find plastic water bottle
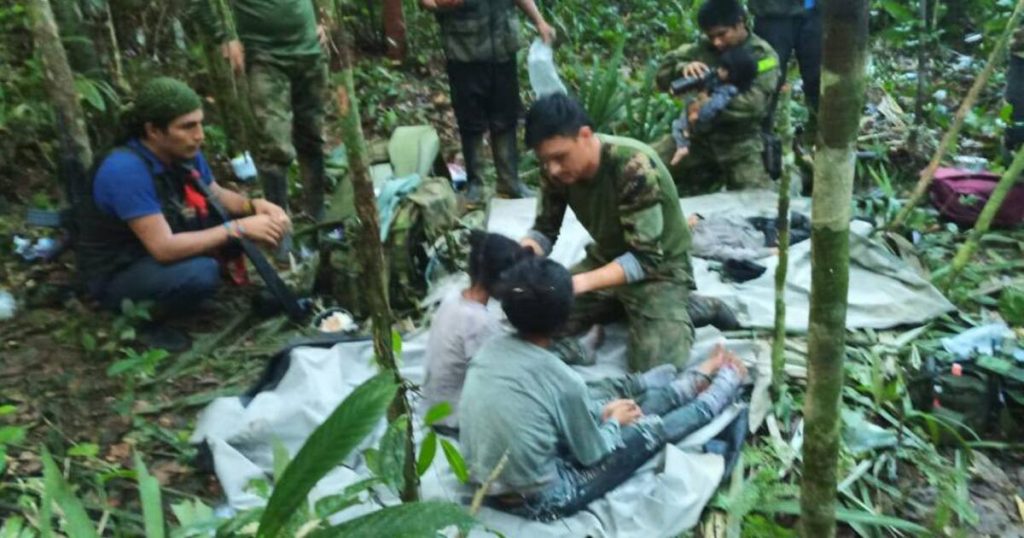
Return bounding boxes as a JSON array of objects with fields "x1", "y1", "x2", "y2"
[{"x1": 527, "y1": 39, "x2": 567, "y2": 98}]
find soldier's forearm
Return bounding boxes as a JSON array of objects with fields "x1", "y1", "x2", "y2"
[
  {"x1": 514, "y1": 0, "x2": 547, "y2": 28},
  {"x1": 572, "y1": 261, "x2": 627, "y2": 295}
]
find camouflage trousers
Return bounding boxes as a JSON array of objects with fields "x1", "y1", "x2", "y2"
[
  {"x1": 248, "y1": 54, "x2": 328, "y2": 214},
  {"x1": 555, "y1": 258, "x2": 695, "y2": 372},
  {"x1": 653, "y1": 132, "x2": 772, "y2": 195}
]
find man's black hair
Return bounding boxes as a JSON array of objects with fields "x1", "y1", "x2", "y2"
[
  {"x1": 719, "y1": 46, "x2": 757, "y2": 93},
  {"x1": 697, "y1": 0, "x2": 745, "y2": 30},
  {"x1": 494, "y1": 257, "x2": 573, "y2": 337},
  {"x1": 467, "y1": 230, "x2": 534, "y2": 295},
  {"x1": 524, "y1": 93, "x2": 593, "y2": 149}
]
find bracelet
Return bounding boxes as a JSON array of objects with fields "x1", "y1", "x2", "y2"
[
  {"x1": 243, "y1": 199, "x2": 255, "y2": 216},
  {"x1": 223, "y1": 221, "x2": 241, "y2": 239}
]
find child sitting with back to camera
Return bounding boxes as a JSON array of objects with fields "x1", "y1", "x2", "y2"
[{"x1": 670, "y1": 46, "x2": 758, "y2": 166}]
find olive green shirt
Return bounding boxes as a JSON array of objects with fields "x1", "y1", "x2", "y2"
[
  {"x1": 433, "y1": 0, "x2": 521, "y2": 63},
  {"x1": 189, "y1": 0, "x2": 322, "y2": 60},
  {"x1": 529, "y1": 134, "x2": 693, "y2": 285},
  {"x1": 656, "y1": 33, "x2": 780, "y2": 139}
]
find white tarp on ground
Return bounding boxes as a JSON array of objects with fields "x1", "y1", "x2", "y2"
[
  {"x1": 488, "y1": 190, "x2": 955, "y2": 332},
  {"x1": 192, "y1": 324, "x2": 766, "y2": 538}
]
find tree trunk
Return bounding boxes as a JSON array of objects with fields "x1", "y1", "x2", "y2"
[
  {"x1": 30, "y1": 0, "x2": 93, "y2": 169},
  {"x1": 334, "y1": 39, "x2": 419, "y2": 502},
  {"x1": 50, "y1": 0, "x2": 103, "y2": 78},
  {"x1": 891, "y1": 0, "x2": 1024, "y2": 230},
  {"x1": 771, "y1": 84, "x2": 793, "y2": 398},
  {"x1": 382, "y1": 0, "x2": 407, "y2": 61},
  {"x1": 913, "y1": 0, "x2": 929, "y2": 124},
  {"x1": 941, "y1": 147, "x2": 1024, "y2": 289},
  {"x1": 799, "y1": 1, "x2": 869, "y2": 536}
]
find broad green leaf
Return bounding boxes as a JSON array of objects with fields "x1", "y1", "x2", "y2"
[
  {"x1": 391, "y1": 330, "x2": 403, "y2": 358},
  {"x1": 67, "y1": 443, "x2": 100, "y2": 458},
  {"x1": 0, "y1": 405, "x2": 17, "y2": 416},
  {"x1": 376, "y1": 417, "x2": 408, "y2": 494},
  {"x1": 416, "y1": 431, "x2": 437, "y2": 476},
  {"x1": 0, "y1": 426, "x2": 25, "y2": 446},
  {"x1": 135, "y1": 453, "x2": 166, "y2": 538},
  {"x1": 271, "y1": 437, "x2": 291, "y2": 482},
  {"x1": 0, "y1": 516, "x2": 26, "y2": 538},
  {"x1": 107, "y1": 358, "x2": 140, "y2": 377},
  {"x1": 308, "y1": 501, "x2": 477, "y2": 538},
  {"x1": 999, "y1": 286, "x2": 1024, "y2": 326},
  {"x1": 313, "y1": 478, "x2": 380, "y2": 519},
  {"x1": 423, "y1": 402, "x2": 452, "y2": 426},
  {"x1": 41, "y1": 447, "x2": 99, "y2": 538},
  {"x1": 257, "y1": 374, "x2": 397, "y2": 538},
  {"x1": 170, "y1": 498, "x2": 216, "y2": 529},
  {"x1": 440, "y1": 439, "x2": 469, "y2": 484}
]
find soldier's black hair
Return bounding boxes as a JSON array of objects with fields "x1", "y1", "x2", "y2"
[
  {"x1": 494, "y1": 257, "x2": 573, "y2": 337},
  {"x1": 524, "y1": 93, "x2": 593, "y2": 149},
  {"x1": 719, "y1": 46, "x2": 757, "y2": 93},
  {"x1": 697, "y1": 0, "x2": 746, "y2": 30},
  {"x1": 467, "y1": 230, "x2": 534, "y2": 295}
]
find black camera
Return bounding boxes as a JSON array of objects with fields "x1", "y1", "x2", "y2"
[{"x1": 669, "y1": 70, "x2": 718, "y2": 95}]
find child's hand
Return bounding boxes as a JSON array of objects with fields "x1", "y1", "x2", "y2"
[{"x1": 671, "y1": 146, "x2": 690, "y2": 165}]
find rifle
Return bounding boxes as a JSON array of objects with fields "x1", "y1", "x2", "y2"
[{"x1": 187, "y1": 170, "x2": 310, "y2": 321}]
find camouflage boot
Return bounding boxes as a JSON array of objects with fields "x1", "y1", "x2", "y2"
[
  {"x1": 299, "y1": 152, "x2": 326, "y2": 222},
  {"x1": 461, "y1": 132, "x2": 486, "y2": 207},
  {"x1": 492, "y1": 128, "x2": 535, "y2": 198},
  {"x1": 260, "y1": 166, "x2": 293, "y2": 262},
  {"x1": 688, "y1": 294, "x2": 740, "y2": 331}
]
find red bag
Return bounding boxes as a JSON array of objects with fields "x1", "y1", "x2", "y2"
[{"x1": 929, "y1": 167, "x2": 1024, "y2": 228}]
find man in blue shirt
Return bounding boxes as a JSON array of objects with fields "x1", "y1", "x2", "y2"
[{"x1": 75, "y1": 77, "x2": 290, "y2": 349}]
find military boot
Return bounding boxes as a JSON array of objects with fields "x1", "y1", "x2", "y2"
[
  {"x1": 492, "y1": 128, "x2": 535, "y2": 198},
  {"x1": 461, "y1": 132, "x2": 487, "y2": 208},
  {"x1": 688, "y1": 294, "x2": 740, "y2": 331},
  {"x1": 299, "y1": 153, "x2": 327, "y2": 222},
  {"x1": 260, "y1": 166, "x2": 293, "y2": 262}
]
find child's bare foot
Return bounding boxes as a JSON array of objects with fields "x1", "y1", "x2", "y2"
[
  {"x1": 696, "y1": 344, "x2": 728, "y2": 377},
  {"x1": 722, "y1": 351, "x2": 749, "y2": 382}
]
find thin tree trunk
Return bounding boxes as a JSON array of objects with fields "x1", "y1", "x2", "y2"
[
  {"x1": 335, "y1": 39, "x2": 419, "y2": 503},
  {"x1": 50, "y1": 0, "x2": 103, "y2": 78},
  {"x1": 105, "y1": 1, "x2": 129, "y2": 92},
  {"x1": 382, "y1": 0, "x2": 407, "y2": 60},
  {"x1": 771, "y1": 84, "x2": 793, "y2": 398},
  {"x1": 800, "y1": 0, "x2": 869, "y2": 536},
  {"x1": 913, "y1": 0, "x2": 929, "y2": 124},
  {"x1": 891, "y1": 0, "x2": 1024, "y2": 230},
  {"x1": 30, "y1": 0, "x2": 93, "y2": 169},
  {"x1": 941, "y1": 147, "x2": 1024, "y2": 289}
]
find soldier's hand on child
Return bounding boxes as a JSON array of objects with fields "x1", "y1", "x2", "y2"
[
  {"x1": 670, "y1": 147, "x2": 690, "y2": 166},
  {"x1": 520, "y1": 237, "x2": 545, "y2": 256},
  {"x1": 236, "y1": 214, "x2": 288, "y2": 247},
  {"x1": 602, "y1": 399, "x2": 643, "y2": 426},
  {"x1": 681, "y1": 61, "x2": 710, "y2": 78}
]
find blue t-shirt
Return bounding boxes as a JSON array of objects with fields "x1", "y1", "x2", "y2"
[{"x1": 92, "y1": 138, "x2": 214, "y2": 221}]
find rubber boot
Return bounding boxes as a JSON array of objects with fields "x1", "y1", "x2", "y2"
[
  {"x1": 688, "y1": 294, "x2": 740, "y2": 331},
  {"x1": 492, "y1": 128, "x2": 535, "y2": 198},
  {"x1": 260, "y1": 166, "x2": 293, "y2": 262},
  {"x1": 299, "y1": 153, "x2": 327, "y2": 222},
  {"x1": 461, "y1": 132, "x2": 486, "y2": 208}
]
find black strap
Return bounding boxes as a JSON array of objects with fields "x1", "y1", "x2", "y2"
[{"x1": 187, "y1": 170, "x2": 309, "y2": 321}]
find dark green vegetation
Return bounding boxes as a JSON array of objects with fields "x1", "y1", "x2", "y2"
[{"x1": 1, "y1": 0, "x2": 1023, "y2": 536}]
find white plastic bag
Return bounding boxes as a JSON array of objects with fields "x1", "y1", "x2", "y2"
[{"x1": 527, "y1": 39, "x2": 567, "y2": 98}]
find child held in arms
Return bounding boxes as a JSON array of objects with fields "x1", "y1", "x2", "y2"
[
  {"x1": 671, "y1": 46, "x2": 758, "y2": 166},
  {"x1": 459, "y1": 257, "x2": 747, "y2": 521}
]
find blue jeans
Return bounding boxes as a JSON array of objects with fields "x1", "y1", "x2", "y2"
[
  {"x1": 491, "y1": 398, "x2": 723, "y2": 522},
  {"x1": 91, "y1": 256, "x2": 220, "y2": 315}
]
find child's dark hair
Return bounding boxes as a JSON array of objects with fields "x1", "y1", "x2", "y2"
[
  {"x1": 524, "y1": 93, "x2": 593, "y2": 149},
  {"x1": 697, "y1": 0, "x2": 745, "y2": 30},
  {"x1": 468, "y1": 231, "x2": 534, "y2": 295},
  {"x1": 719, "y1": 46, "x2": 757, "y2": 93},
  {"x1": 494, "y1": 258, "x2": 573, "y2": 337}
]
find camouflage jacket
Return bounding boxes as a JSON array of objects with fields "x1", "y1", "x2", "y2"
[
  {"x1": 434, "y1": 0, "x2": 520, "y2": 63},
  {"x1": 188, "y1": 0, "x2": 323, "y2": 60},
  {"x1": 530, "y1": 134, "x2": 693, "y2": 284},
  {"x1": 656, "y1": 32, "x2": 780, "y2": 139},
  {"x1": 748, "y1": 0, "x2": 810, "y2": 17}
]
